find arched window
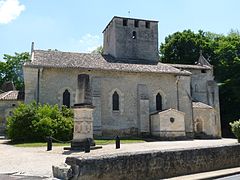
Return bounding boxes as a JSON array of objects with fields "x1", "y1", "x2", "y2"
[
  {"x1": 132, "y1": 31, "x2": 137, "y2": 39},
  {"x1": 63, "y1": 89, "x2": 70, "y2": 108},
  {"x1": 112, "y1": 91, "x2": 119, "y2": 111},
  {"x1": 156, "y1": 93, "x2": 162, "y2": 111}
]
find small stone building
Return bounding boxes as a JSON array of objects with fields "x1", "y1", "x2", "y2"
[
  {"x1": 0, "y1": 91, "x2": 24, "y2": 135},
  {"x1": 151, "y1": 109, "x2": 186, "y2": 138},
  {"x1": 23, "y1": 16, "x2": 221, "y2": 138}
]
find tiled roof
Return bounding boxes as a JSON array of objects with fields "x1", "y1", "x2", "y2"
[
  {"x1": 166, "y1": 52, "x2": 212, "y2": 70},
  {"x1": 0, "y1": 91, "x2": 24, "y2": 101},
  {"x1": 192, "y1": 102, "x2": 213, "y2": 109},
  {"x1": 167, "y1": 64, "x2": 212, "y2": 70},
  {"x1": 24, "y1": 50, "x2": 191, "y2": 76}
]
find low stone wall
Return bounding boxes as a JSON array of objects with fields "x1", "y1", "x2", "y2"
[{"x1": 65, "y1": 144, "x2": 240, "y2": 180}]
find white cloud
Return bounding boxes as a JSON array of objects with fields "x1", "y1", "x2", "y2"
[
  {"x1": 68, "y1": 34, "x2": 102, "y2": 53},
  {"x1": 0, "y1": 0, "x2": 25, "y2": 24}
]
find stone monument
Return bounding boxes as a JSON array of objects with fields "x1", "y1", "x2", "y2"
[
  {"x1": 71, "y1": 103, "x2": 95, "y2": 149},
  {"x1": 69, "y1": 74, "x2": 97, "y2": 149}
]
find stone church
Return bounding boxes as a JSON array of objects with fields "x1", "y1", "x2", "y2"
[{"x1": 23, "y1": 16, "x2": 221, "y2": 138}]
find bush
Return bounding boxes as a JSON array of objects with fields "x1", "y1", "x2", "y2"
[
  {"x1": 7, "y1": 102, "x2": 73, "y2": 142},
  {"x1": 229, "y1": 120, "x2": 240, "y2": 141}
]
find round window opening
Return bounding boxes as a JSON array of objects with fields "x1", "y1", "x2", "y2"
[{"x1": 170, "y1": 117, "x2": 175, "y2": 123}]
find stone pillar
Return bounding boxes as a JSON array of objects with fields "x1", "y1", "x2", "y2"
[
  {"x1": 71, "y1": 104, "x2": 95, "y2": 148},
  {"x1": 75, "y1": 74, "x2": 92, "y2": 104}
]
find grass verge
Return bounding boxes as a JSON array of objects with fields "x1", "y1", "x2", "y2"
[{"x1": 12, "y1": 139, "x2": 145, "y2": 147}]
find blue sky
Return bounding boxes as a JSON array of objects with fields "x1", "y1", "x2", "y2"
[{"x1": 0, "y1": 0, "x2": 240, "y2": 59}]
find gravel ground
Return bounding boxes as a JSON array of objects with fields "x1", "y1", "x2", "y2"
[{"x1": 0, "y1": 138, "x2": 238, "y2": 178}]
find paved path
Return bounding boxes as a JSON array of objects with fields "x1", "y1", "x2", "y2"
[{"x1": 0, "y1": 138, "x2": 238, "y2": 178}]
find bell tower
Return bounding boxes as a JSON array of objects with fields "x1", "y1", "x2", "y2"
[{"x1": 103, "y1": 16, "x2": 159, "y2": 64}]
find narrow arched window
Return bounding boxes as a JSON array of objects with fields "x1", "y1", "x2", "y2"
[
  {"x1": 156, "y1": 93, "x2": 162, "y2": 111},
  {"x1": 63, "y1": 89, "x2": 70, "y2": 108},
  {"x1": 112, "y1": 91, "x2": 119, "y2": 111}
]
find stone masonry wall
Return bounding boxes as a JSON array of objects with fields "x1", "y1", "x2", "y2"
[
  {"x1": 0, "y1": 100, "x2": 22, "y2": 135},
  {"x1": 65, "y1": 144, "x2": 240, "y2": 180},
  {"x1": 24, "y1": 67, "x2": 193, "y2": 136}
]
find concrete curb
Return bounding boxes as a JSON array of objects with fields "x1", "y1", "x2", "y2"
[{"x1": 167, "y1": 167, "x2": 240, "y2": 180}]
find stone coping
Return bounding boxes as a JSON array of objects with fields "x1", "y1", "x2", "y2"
[{"x1": 66, "y1": 142, "x2": 239, "y2": 161}]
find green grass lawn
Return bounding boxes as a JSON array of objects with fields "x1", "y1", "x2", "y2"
[{"x1": 12, "y1": 139, "x2": 145, "y2": 147}]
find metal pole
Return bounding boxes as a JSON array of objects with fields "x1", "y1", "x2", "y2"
[
  {"x1": 85, "y1": 138, "x2": 91, "y2": 153},
  {"x1": 115, "y1": 136, "x2": 120, "y2": 149},
  {"x1": 47, "y1": 136, "x2": 52, "y2": 151},
  {"x1": 37, "y1": 68, "x2": 40, "y2": 105}
]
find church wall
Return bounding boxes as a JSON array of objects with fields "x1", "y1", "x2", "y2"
[
  {"x1": 23, "y1": 67, "x2": 38, "y2": 103},
  {"x1": 27, "y1": 67, "x2": 193, "y2": 136},
  {"x1": 190, "y1": 69, "x2": 213, "y2": 104},
  {"x1": 97, "y1": 71, "x2": 179, "y2": 135},
  {"x1": 193, "y1": 107, "x2": 220, "y2": 138},
  {"x1": 38, "y1": 68, "x2": 77, "y2": 106},
  {"x1": 178, "y1": 75, "x2": 193, "y2": 135},
  {"x1": 0, "y1": 100, "x2": 22, "y2": 135}
]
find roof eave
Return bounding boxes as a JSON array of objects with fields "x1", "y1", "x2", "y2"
[{"x1": 23, "y1": 64, "x2": 191, "y2": 76}]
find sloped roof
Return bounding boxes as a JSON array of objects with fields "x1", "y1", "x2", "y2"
[
  {"x1": 0, "y1": 91, "x2": 24, "y2": 101},
  {"x1": 150, "y1": 108, "x2": 185, "y2": 115},
  {"x1": 167, "y1": 64, "x2": 211, "y2": 70},
  {"x1": 192, "y1": 102, "x2": 213, "y2": 109},
  {"x1": 166, "y1": 52, "x2": 212, "y2": 70},
  {"x1": 197, "y1": 51, "x2": 212, "y2": 66},
  {"x1": 24, "y1": 50, "x2": 191, "y2": 76}
]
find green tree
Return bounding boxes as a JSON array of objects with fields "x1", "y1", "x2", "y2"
[
  {"x1": 160, "y1": 30, "x2": 215, "y2": 64},
  {"x1": 160, "y1": 29, "x2": 240, "y2": 137},
  {"x1": 91, "y1": 46, "x2": 103, "y2": 54},
  {"x1": 0, "y1": 52, "x2": 30, "y2": 90}
]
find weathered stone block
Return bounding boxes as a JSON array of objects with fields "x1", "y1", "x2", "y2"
[{"x1": 52, "y1": 163, "x2": 73, "y2": 180}]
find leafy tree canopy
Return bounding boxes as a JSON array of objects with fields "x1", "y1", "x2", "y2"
[
  {"x1": 91, "y1": 46, "x2": 103, "y2": 54},
  {"x1": 0, "y1": 52, "x2": 30, "y2": 90}
]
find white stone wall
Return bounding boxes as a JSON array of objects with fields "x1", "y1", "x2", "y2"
[
  {"x1": 190, "y1": 69, "x2": 214, "y2": 104},
  {"x1": 178, "y1": 75, "x2": 193, "y2": 134},
  {"x1": 193, "y1": 107, "x2": 221, "y2": 138},
  {"x1": 23, "y1": 67, "x2": 39, "y2": 103},
  {"x1": 150, "y1": 109, "x2": 186, "y2": 137},
  {"x1": 0, "y1": 100, "x2": 22, "y2": 134},
  {"x1": 103, "y1": 17, "x2": 159, "y2": 63},
  {"x1": 24, "y1": 67, "x2": 194, "y2": 136}
]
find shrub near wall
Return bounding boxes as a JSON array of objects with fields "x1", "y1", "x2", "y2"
[
  {"x1": 7, "y1": 102, "x2": 73, "y2": 142},
  {"x1": 230, "y1": 120, "x2": 240, "y2": 142}
]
